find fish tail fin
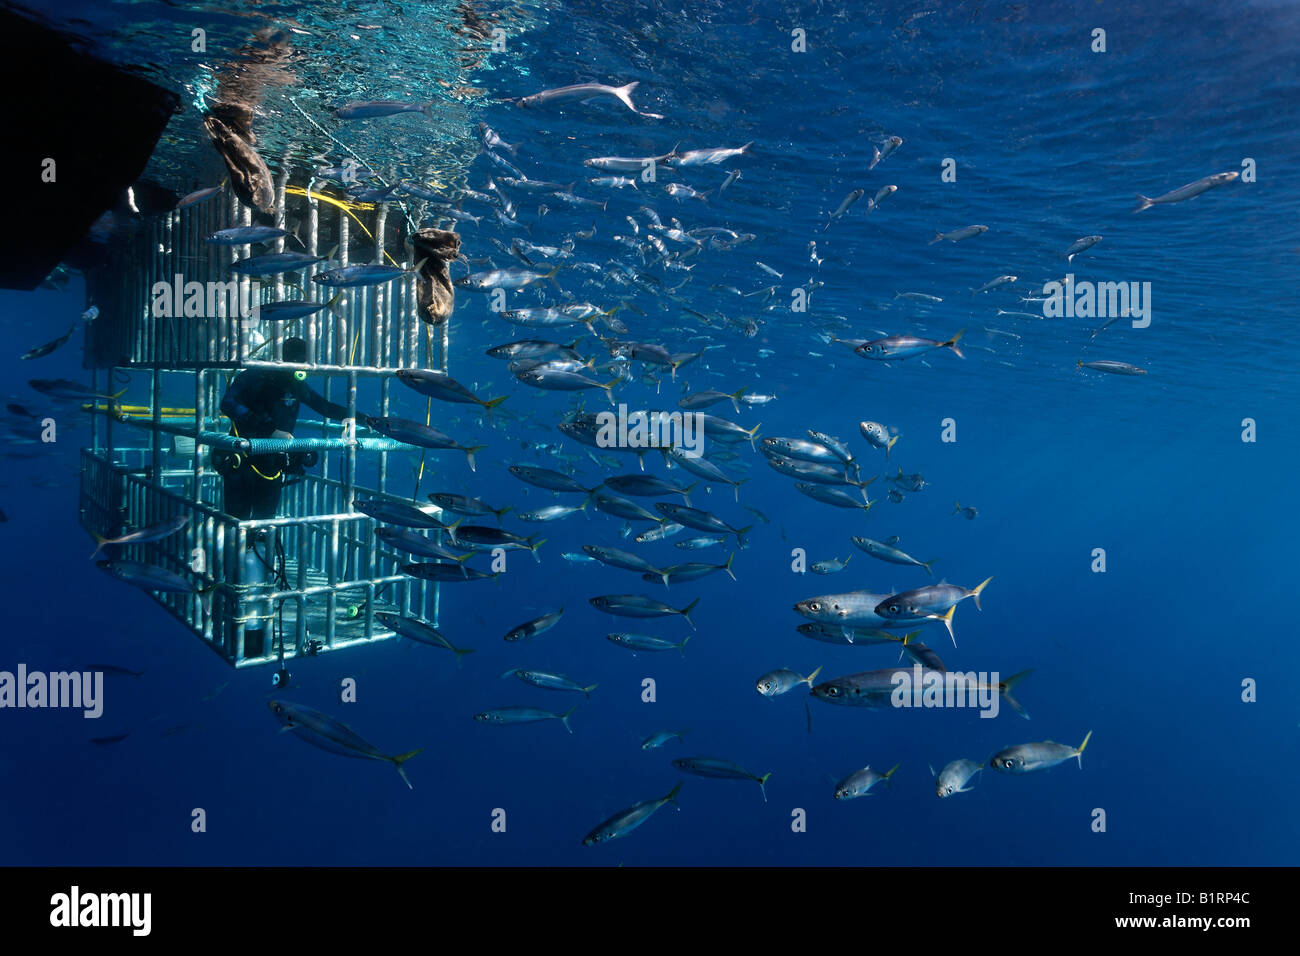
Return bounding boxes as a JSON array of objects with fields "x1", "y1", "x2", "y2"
[
  {"x1": 883, "y1": 762, "x2": 901, "y2": 781},
  {"x1": 681, "y1": 480, "x2": 700, "y2": 506},
  {"x1": 746, "y1": 422, "x2": 763, "y2": 448},
  {"x1": 923, "y1": 559, "x2": 937, "y2": 577},
  {"x1": 659, "y1": 570, "x2": 671, "y2": 589},
  {"x1": 89, "y1": 533, "x2": 109, "y2": 560},
  {"x1": 545, "y1": 265, "x2": 563, "y2": 291},
  {"x1": 392, "y1": 747, "x2": 422, "y2": 789},
  {"x1": 1000, "y1": 668, "x2": 1034, "y2": 720},
  {"x1": 803, "y1": 665, "x2": 824, "y2": 687},
  {"x1": 484, "y1": 394, "x2": 509, "y2": 412},
  {"x1": 680, "y1": 597, "x2": 700, "y2": 630},
  {"x1": 444, "y1": 516, "x2": 464, "y2": 545},
  {"x1": 928, "y1": 232, "x2": 943, "y2": 245},
  {"x1": 452, "y1": 646, "x2": 476, "y2": 666},
  {"x1": 561, "y1": 705, "x2": 577, "y2": 734},
  {"x1": 614, "y1": 81, "x2": 640, "y2": 111},
  {"x1": 1132, "y1": 194, "x2": 1153, "y2": 213},
  {"x1": 971, "y1": 574, "x2": 994, "y2": 610},
  {"x1": 194, "y1": 582, "x2": 218, "y2": 619},
  {"x1": 464, "y1": 445, "x2": 487, "y2": 473},
  {"x1": 723, "y1": 551, "x2": 736, "y2": 581},
  {"x1": 529, "y1": 538, "x2": 547, "y2": 563},
  {"x1": 676, "y1": 634, "x2": 692, "y2": 656},
  {"x1": 664, "y1": 781, "x2": 684, "y2": 806},
  {"x1": 939, "y1": 605, "x2": 957, "y2": 646},
  {"x1": 1076, "y1": 729, "x2": 1094, "y2": 767},
  {"x1": 583, "y1": 683, "x2": 598, "y2": 699},
  {"x1": 954, "y1": 501, "x2": 961, "y2": 514},
  {"x1": 757, "y1": 772, "x2": 771, "y2": 803},
  {"x1": 493, "y1": 504, "x2": 514, "y2": 524},
  {"x1": 733, "y1": 478, "x2": 749, "y2": 503},
  {"x1": 602, "y1": 379, "x2": 619, "y2": 405},
  {"x1": 730, "y1": 387, "x2": 748, "y2": 413},
  {"x1": 944, "y1": 328, "x2": 966, "y2": 358},
  {"x1": 736, "y1": 525, "x2": 754, "y2": 549}
]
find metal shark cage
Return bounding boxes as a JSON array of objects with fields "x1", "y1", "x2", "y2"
[{"x1": 79, "y1": 175, "x2": 452, "y2": 669}]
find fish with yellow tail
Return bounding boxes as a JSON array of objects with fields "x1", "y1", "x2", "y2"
[{"x1": 990, "y1": 731, "x2": 1093, "y2": 774}]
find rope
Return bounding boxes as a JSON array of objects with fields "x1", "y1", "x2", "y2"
[{"x1": 286, "y1": 95, "x2": 417, "y2": 237}]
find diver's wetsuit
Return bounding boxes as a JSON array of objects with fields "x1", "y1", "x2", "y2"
[{"x1": 217, "y1": 368, "x2": 348, "y2": 519}]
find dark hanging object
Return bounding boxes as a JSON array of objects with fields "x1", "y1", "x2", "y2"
[{"x1": 411, "y1": 228, "x2": 461, "y2": 326}]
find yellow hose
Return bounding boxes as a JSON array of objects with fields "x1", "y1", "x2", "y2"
[
  {"x1": 84, "y1": 404, "x2": 196, "y2": 416},
  {"x1": 283, "y1": 186, "x2": 401, "y2": 268}
]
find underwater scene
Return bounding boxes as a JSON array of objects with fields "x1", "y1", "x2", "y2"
[{"x1": 0, "y1": 0, "x2": 1297, "y2": 869}]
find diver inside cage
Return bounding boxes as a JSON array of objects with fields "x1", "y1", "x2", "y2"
[
  {"x1": 214, "y1": 337, "x2": 351, "y2": 658},
  {"x1": 214, "y1": 336, "x2": 350, "y2": 520}
]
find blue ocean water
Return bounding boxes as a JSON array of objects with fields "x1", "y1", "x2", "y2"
[{"x1": 2, "y1": 0, "x2": 1298, "y2": 866}]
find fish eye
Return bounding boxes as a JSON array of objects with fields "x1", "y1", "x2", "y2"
[
  {"x1": 888, "y1": 604, "x2": 899, "y2": 614},
  {"x1": 827, "y1": 687, "x2": 839, "y2": 697},
  {"x1": 809, "y1": 601, "x2": 821, "y2": 611}
]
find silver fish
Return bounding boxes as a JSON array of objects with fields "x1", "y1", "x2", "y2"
[
  {"x1": 928, "y1": 224, "x2": 988, "y2": 244},
  {"x1": 1078, "y1": 359, "x2": 1147, "y2": 376},
  {"x1": 933, "y1": 758, "x2": 983, "y2": 797},
  {"x1": 1133, "y1": 172, "x2": 1237, "y2": 213},
  {"x1": 502, "y1": 668, "x2": 596, "y2": 697},
  {"x1": 269, "y1": 700, "x2": 421, "y2": 788},
  {"x1": 756, "y1": 665, "x2": 823, "y2": 697},
  {"x1": 582, "y1": 783, "x2": 682, "y2": 845},
  {"x1": 518, "y1": 81, "x2": 664, "y2": 119},
  {"x1": 672, "y1": 757, "x2": 770, "y2": 802},
  {"x1": 834, "y1": 762, "x2": 900, "y2": 799},
  {"x1": 825, "y1": 188, "x2": 864, "y2": 230},
  {"x1": 474, "y1": 705, "x2": 577, "y2": 733},
  {"x1": 1063, "y1": 235, "x2": 1103, "y2": 262},
  {"x1": 990, "y1": 731, "x2": 1093, "y2": 773}
]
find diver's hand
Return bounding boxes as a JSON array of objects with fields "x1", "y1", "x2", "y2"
[{"x1": 270, "y1": 430, "x2": 294, "y2": 441}]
